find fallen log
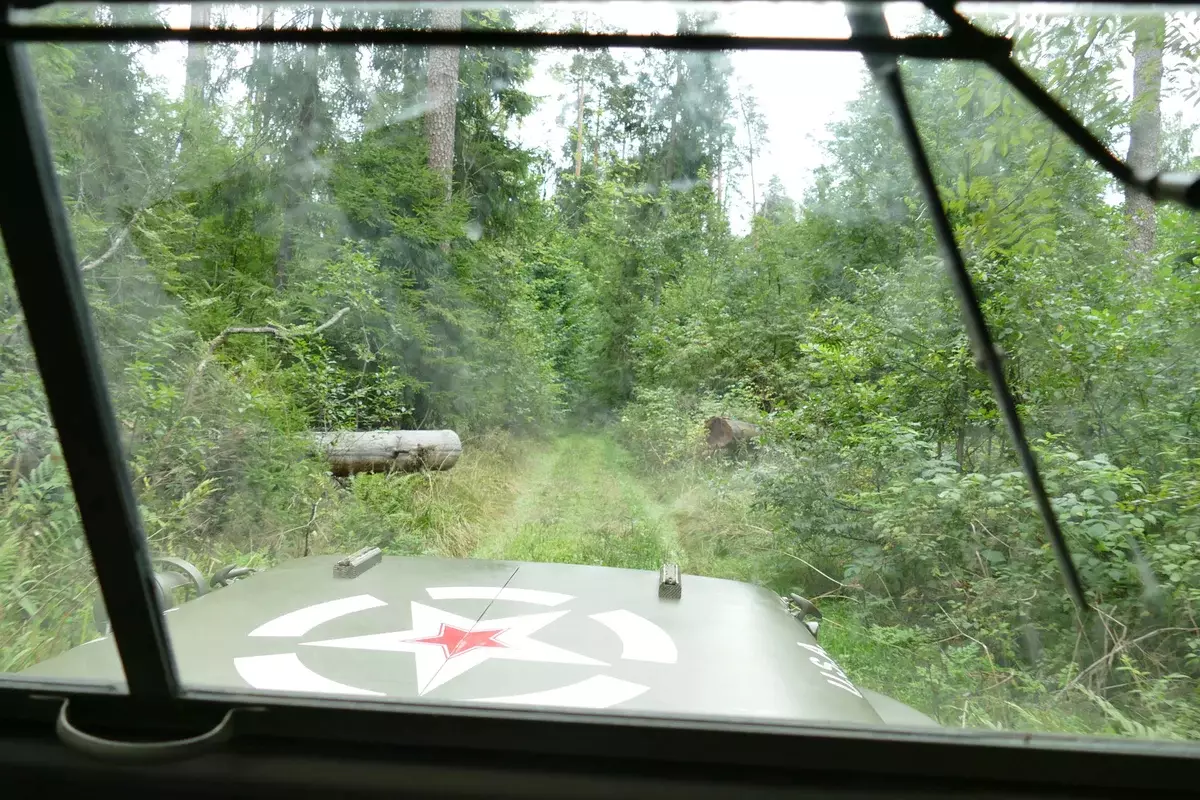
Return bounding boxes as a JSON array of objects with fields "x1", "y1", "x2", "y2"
[
  {"x1": 311, "y1": 430, "x2": 462, "y2": 476},
  {"x1": 705, "y1": 417, "x2": 761, "y2": 449}
]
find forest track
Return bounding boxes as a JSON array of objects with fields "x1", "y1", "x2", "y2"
[{"x1": 471, "y1": 434, "x2": 683, "y2": 571}]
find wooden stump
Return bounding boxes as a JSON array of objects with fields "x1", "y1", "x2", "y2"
[
  {"x1": 311, "y1": 430, "x2": 462, "y2": 476},
  {"x1": 705, "y1": 417, "x2": 761, "y2": 449}
]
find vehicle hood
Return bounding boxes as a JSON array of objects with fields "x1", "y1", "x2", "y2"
[{"x1": 22, "y1": 555, "x2": 929, "y2": 727}]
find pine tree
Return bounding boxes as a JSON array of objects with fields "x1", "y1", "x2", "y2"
[
  {"x1": 184, "y1": 2, "x2": 211, "y2": 106},
  {"x1": 1126, "y1": 16, "x2": 1165, "y2": 255},
  {"x1": 426, "y1": 5, "x2": 461, "y2": 202}
]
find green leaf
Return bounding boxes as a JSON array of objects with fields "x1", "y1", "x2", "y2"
[
  {"x1": 19, "y1": 597, "x2": 39, "y2": 619},
  {"x1": 980, "y1": 139, "x2": 996, "y2": 164}
]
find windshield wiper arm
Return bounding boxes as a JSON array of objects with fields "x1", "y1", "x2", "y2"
[
  {"x1": 922, "y1": 0, "x2": 1199, "y2": 210},
  {"x1": 846, "y1": 3, "x2": 1090, "y2": 616}
]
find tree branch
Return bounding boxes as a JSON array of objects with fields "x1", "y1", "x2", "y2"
[
  {"x1": 193, "y1": 325, "x2": 287, "y2": 380},
  {"x1": 788, "y1": 520, "x2": 879, "y2": 544},
  {"x1": 767, "y1": 547, "x2": 849, "y2": 587},
  {"x1": 741, "y1": 524, "x2": 849, "y2": 587},
  {"x1": 310, "y1": 305, "x2": 351, "y2": 335},
  {"x1": 79, "y1": 213, "x2": 140, "y2": 272},
  {"x1": 186, "y1": 306, "x2": 351, "y2": 399},
  {"x1": 937, "y1": 601, "x2": 994, "y2": 666},
  {"x1": 1060, "y1": 626, "x2": 1199, "y2": 694}
]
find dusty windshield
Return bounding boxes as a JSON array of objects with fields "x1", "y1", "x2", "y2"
[{"x1": 2, "y1": 1, "x2": 1199, "y2": 738}]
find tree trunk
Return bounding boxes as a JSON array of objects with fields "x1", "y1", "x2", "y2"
[
  {"x1": 574, "y1": 78, "x2": 585, "y2": 178},
  {"x1": 275, "y1": 6, "x2": 323, "y2": 289},
  {"x1": 665, "y1": 57, "x2": 682, "y2": 182},
  {"x1": 1125, "y1": 16, "x2": 1165, "y2": 256},
  {"x1": 312, "y1": 430, "x2": 462, "y2": 476},
  {"x1": 705, "y1": 417, "x2": 761, "y2": 449},
  {"x1": 426, "y1": 6, "x2": 461, "y2": 202},
  {"x1": 573, "y1": 12, "x2": 590, "y2": 179},
  {"x1": 592, "y1": 102, "x2": 601, "y2": 172},
  {"x1": 252, "y1": 5, "x2": 276, "y2": 135},
  {"x1": 740, "y1": 96, "x2": 757, "y2": 218},
  {"x1": 748, "y1": 140, "x2": 757, "y2": 218},
  {"x1": 184, "y1": 2, "x2": 211, "y2": 105},
  {"x1": 273, "y1": 228, "x2": 293, "y2": 289},
  {"x1": 716, "y1": 154, "x2": 724, "y2": 210}
]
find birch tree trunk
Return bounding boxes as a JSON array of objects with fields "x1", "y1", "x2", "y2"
[{"x1": 312, "y1": 430, "x2": 462, "y2": 475}]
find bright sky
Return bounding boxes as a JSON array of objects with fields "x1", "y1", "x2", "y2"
[
  {"x1": 134, "y1": 2, "x2": 1196, "y2": 234},
  {"x1": 143, "y1": 1, "x2": 903, "y2": 232},
  {"x1": 507, "y1": 2, "x2": 931, "y2": 232}
]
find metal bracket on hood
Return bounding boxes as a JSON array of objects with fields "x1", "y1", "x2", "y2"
[
  {"x1": 152, "y1": 556, "x2": 209, "y2": 599},
  {"x1": 788, "y1": 593, "x2": 823, "y2": 638},
  {"x1": 658, "y1": 563, "x2": 682, "y2": 599},
  {"x1": 93, "y1": 556, "x2": 208, "y2": 635},
  {"x1": 334, "y1": 546, "x2": 382, "y2": 579}
]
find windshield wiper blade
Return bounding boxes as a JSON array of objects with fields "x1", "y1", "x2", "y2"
[{"x1": 846, "y1": 3, "x2": 1090, "y2": 616}]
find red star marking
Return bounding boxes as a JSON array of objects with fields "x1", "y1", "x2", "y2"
[{"x1": 410, "y1": 624, "x2": 508, "y2": 658}]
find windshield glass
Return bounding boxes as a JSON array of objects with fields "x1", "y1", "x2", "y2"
[
  {"x1": 2, "y1": 1, "x2": 1199, "y2": 741},
  {"x1": 9, "y1": 0, "x2": 950, "y2": 36},
  {"x1": 0, "y1": 242, "x2": 120, "y2": 685}
]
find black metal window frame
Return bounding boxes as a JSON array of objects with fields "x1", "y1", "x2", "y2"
[{"x1": 0, "y1": 0, "x2": 1198, "y2": 789}]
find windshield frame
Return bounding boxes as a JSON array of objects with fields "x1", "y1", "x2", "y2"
[{"x1": 0, "y1": 0, "x2": 1198, "y2": 786}]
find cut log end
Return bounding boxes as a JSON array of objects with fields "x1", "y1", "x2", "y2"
[
  {"x1": 312, "y1": 430, "x2": 462, "y2": 476},
  {"x1": 705, "y1": 417, "x2": 761, "y2": 449}
]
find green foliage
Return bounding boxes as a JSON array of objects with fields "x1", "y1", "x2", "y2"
[{"x1": 618, "y1": 384, "x2": 762, "y2": 467}]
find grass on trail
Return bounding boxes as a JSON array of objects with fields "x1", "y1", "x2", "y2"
[
  {"x1": 458, "y1": 433, "x2": 785, "y2": 585},
  {"x1": 472, "y1": 434, "x2": 676, "y2": 570},
  {"x1": 353, "y1": 430, "x2": 781, "y2": 584}
]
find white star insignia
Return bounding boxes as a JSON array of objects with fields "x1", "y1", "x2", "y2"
[{"x1": 302, "y1": 601, "x2": 606, "y2": 694}]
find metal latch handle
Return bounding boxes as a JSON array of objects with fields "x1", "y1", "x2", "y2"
[{"x1": 55, "y1": 698, "x2": 236, "y2": 763}]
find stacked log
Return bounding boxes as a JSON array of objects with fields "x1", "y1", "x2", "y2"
[
  {"x1": 311, "y1": 430, "x2": 462, "y2": 476},
  {"x1": 705, "y1": 417, "x2": 761, "y2": 449}
]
